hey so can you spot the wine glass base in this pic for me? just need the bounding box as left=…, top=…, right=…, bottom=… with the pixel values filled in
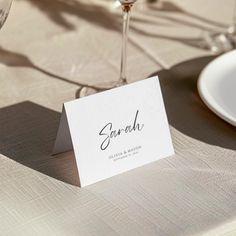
left=203, top=32, right=234, bottom=54
left=78, top=87, right=99, bottom=97
left=76, top=80, right=127, bottom=98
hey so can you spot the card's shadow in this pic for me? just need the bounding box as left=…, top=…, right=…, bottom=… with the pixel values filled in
left=151, top=55, right=236, bottom=151
left=0, top=101, right=80, bottom=186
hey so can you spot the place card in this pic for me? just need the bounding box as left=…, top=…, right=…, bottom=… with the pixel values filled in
left=53, top=76, right=174, bottom=187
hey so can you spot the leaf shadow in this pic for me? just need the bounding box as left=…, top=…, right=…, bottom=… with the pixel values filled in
left=149, top=0, right=227, bottom=28
left=0, top=46, right=108, bottom=91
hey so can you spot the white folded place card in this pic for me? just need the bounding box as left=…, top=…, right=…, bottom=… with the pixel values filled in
left=53, top=76, right=174, bottom=187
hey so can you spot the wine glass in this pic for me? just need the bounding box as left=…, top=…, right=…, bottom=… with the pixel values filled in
left=227, top=0, right=236, bottom=46
left=79, top=0, right=137, bottom=97
left=0, top=0, right=13, bottom=29
left=202, top=0, right=236, bottom=54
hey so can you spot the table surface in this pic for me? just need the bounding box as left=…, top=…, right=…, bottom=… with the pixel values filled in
left=0, top=0, right=236, bottom=235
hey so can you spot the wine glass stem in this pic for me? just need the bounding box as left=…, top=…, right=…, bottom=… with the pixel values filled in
left=233, top=0, right=236, bottom=28
left=119, top=5, right=131, bottom=84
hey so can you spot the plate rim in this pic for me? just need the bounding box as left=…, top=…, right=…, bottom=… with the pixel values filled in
left=197, top=50, right=236, bottom=127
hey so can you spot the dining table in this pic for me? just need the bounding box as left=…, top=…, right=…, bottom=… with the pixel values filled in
left=0, top=0, right=236, bottom=235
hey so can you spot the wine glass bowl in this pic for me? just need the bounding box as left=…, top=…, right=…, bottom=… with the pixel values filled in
left=119, top=0, right=137, bottom=5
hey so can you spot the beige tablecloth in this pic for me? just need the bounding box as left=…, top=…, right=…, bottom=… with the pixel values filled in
left=0, top=0, right=236, bottom=235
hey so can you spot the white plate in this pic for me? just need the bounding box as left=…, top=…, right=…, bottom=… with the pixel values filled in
left=198, top=50, right=236, bottom=127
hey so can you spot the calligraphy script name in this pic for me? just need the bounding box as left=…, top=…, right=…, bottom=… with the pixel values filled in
left=99, top=110, right=144, bottom=151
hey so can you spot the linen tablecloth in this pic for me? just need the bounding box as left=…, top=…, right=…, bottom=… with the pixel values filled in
left=0, top=0, right=236, bottom=235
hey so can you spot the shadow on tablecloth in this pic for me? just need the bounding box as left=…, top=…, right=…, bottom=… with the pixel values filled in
left=151, top=55, right=236, bottom=151
left=0, top=101, right=80, bottom=186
